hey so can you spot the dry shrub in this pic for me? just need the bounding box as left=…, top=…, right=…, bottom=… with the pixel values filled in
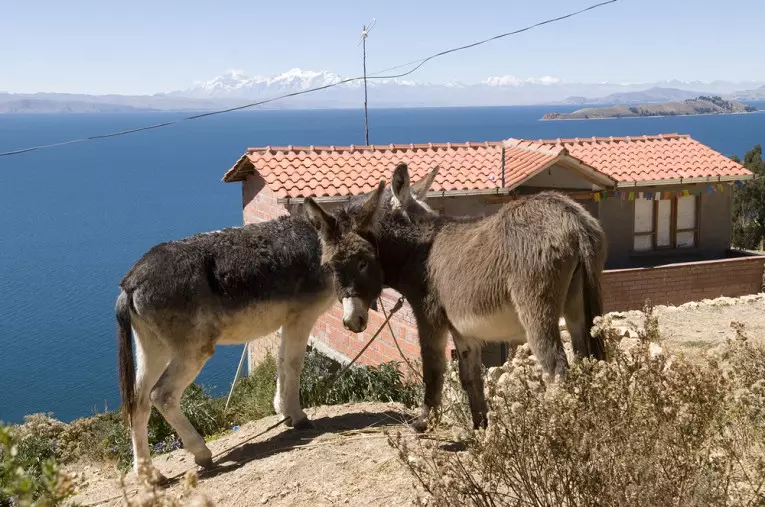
left=119, top=462, right=214, bottom=507
left=390, top=304, right=765, bottom=507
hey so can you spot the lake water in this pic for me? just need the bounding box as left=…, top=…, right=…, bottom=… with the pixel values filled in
left=1, top=104, right=764, bottom=424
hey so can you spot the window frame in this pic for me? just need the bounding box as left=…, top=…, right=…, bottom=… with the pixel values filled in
left=632, top=193, right=700, bottom=253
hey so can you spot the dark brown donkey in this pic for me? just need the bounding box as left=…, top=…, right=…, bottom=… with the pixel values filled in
left=304, top=163, right=607, bottom=432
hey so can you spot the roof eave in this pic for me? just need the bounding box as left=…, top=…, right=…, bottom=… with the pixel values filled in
left=615, top=173, right=754, bottom=188
left=222, top=154, right=255, bottom=183
left=277, top=187, right=518, bottom=205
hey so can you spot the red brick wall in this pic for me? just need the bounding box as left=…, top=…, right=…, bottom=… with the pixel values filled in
left=243, top=174, right=290, bottom=224
left=602, top=255, right=765, bottom=312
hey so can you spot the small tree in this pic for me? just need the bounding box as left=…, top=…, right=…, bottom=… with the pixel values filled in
left=731, top=144, right=765, bottom=249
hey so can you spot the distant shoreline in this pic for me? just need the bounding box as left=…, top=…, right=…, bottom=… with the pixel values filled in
left=540, top=110, right=763, bottom=121
left=542, top=96, right=758, bottom=121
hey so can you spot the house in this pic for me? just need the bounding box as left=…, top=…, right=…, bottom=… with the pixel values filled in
left=222, top=133, right=764, bottom=370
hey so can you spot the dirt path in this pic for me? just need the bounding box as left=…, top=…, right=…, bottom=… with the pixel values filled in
left=66, top=402, right=427, bottom=507
left=603, top=293, right=765, bottom=352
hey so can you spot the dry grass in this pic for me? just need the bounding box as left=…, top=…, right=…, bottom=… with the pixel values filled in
left=118, top=463, right=214, bottom=507
left=389, top=304, right=765, bottom=507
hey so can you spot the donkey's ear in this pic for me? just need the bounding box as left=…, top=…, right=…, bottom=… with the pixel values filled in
left=391, top=163, right=411, bottom=202
left=304, top=197, right=337, bottom=241
left=410, top=165, right=439, bottom=200
left=354, top=180, right=386, bottom=234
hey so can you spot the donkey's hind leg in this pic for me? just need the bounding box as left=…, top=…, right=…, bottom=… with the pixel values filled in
left=563, top=264, right=591, bottom=359
left=150, top=343, right=215, bottom=469
left=515, top=292, right=568, bottom=381
left=274, top=314, right=315, bottom=430
left=130, top=323, right=170, bottom=481
left=451, top=330, right=488, bottom=430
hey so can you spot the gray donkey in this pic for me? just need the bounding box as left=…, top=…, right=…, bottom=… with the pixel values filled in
left=116, top=181, right=388, bottom=482
left=304, top=163, right=607, bottom=433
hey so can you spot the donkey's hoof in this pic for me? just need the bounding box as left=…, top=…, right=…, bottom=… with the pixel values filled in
left=292, top=418, right=315, bottom=431
left=195, top=456, right=215, bottom=470
left=410, top=419, right=428, bottom=433
left=140, top=466, right=169, bottom=487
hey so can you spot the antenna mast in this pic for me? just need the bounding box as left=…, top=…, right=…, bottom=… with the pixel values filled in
left=360, top=18, right=376, bottom=145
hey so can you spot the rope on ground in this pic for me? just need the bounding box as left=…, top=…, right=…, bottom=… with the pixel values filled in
left=79, top=296, right=407, bottom=507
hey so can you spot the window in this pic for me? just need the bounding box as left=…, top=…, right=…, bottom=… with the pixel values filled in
left=633, top=194, right=698, bottom=252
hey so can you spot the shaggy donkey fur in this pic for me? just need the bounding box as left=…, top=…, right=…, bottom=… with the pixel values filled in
left=117, top=181, right=386, bottom=482
left=308, top=163, right=607, bottom=432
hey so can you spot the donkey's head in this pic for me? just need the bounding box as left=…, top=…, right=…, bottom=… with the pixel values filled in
left=390, top=163, right=440, bottom=221
left=304, top=181, right=387, bottom=333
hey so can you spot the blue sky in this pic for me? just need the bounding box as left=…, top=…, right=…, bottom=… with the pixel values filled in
left=1, top=0, right=763, bottom=95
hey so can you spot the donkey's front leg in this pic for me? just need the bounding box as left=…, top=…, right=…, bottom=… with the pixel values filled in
left=451, top=331, right=488, bottom=430
left=274, top=316, right=315, bottom=430
left=411, top=323, right=449, bottom=433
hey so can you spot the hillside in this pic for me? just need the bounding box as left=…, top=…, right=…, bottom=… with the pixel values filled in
left=543, top=95, right=757, bottom=120
left=61, top=292, right=765, bottom=506
left=557, top=86, right=703, bottom=106
left=65, top=402, right=426, bottom=506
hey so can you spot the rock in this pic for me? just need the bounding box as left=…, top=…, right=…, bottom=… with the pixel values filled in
left=649, top=343, right=663, bottom=358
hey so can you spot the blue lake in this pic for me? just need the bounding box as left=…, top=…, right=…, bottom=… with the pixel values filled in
left=1, top=104, right=764, bottom=423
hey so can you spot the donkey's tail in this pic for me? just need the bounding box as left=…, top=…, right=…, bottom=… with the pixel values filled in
left=578, top=219, right=607, bottom=361
left=116, top=289, right=136, bottom=424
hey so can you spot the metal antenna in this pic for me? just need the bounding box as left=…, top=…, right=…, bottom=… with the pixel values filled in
left=360, top=18, right=376, bottom=145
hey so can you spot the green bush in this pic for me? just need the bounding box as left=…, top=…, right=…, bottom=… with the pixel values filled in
left=0, top=423, right=79, bottom=507
left=299, top=348, right=421, bottom=408
left=224, top=352, right=278, bottom=426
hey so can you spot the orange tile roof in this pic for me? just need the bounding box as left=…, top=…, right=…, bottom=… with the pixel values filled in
left=224, top=143, right=508, bottom=198
left=222, top=134, right=752, bottom=199
left=509, top=134, right=752, bottom=186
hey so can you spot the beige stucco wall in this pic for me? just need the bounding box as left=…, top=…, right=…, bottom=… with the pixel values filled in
left=597, top=183, right=733, bottom=268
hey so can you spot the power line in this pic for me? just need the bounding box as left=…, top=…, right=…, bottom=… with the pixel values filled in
left=0, top=0, right=617, bottom=159
left=360, top=18, right=376, bottom=145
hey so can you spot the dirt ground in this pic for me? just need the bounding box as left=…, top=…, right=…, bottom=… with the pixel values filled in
left=66, top=402, right=429, bottom=507
left=66, top=293, right=765, bottom=507
left=602, top=293, right=765, bottom=352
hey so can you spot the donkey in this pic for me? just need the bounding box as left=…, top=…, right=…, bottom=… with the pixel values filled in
left=303, top=163, right=608, bottom=433
left=116, top=180, right=388, bottom=482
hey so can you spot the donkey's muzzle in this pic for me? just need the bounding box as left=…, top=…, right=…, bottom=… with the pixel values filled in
left=342, top=296, right=368, bottom=333
left=343, top=314, right=368, bottom=333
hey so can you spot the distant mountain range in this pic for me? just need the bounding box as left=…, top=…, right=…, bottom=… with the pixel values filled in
left=2, top=69, right=764, bottom=113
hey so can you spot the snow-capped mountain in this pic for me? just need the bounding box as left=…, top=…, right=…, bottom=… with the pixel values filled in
left=161, top=68, right=765, bottom=108
left=172, top=68, right=352, bottom=99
